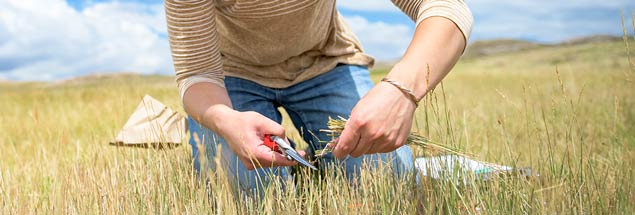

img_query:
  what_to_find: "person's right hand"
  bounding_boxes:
[213,109,298,170]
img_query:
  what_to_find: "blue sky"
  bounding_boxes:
[1,0,634,81]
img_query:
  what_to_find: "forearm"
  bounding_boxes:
[182,82,298,169]
[387,16,466,99]
[183,82,234,133]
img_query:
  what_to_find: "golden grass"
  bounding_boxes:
[315,117,470,158]
[1,38,634,213]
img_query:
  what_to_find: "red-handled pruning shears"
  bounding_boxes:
[263,134,318,170]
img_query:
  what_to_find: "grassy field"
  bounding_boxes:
[1,38,634,214]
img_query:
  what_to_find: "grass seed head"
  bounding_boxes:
[316,117,469,158]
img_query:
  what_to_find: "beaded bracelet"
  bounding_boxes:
[381,77,420,107]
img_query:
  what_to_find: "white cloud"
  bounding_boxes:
[0,0,172,81]
[342,15,413,61]
[337,0,399,12]
[339,0,635,43]
[467,0,635,42]
[3,0,632,81]
[470,0,632,12]
[0,0,411,81]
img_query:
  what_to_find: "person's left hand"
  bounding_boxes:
[331,75,417,158]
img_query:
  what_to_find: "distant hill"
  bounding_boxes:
[0,34,626,84]
[462,35,622,59]
[560,35,623,46]
[376,38,537,67]
[463,39,544,59]
[54,72,175,87]
[58,72,148,85]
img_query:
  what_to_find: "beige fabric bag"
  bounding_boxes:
[110,95,187,148]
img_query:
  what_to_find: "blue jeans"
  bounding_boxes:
[187,64,413,194]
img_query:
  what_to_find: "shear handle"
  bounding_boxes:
[264,134,293,161]
[263,134,280,152]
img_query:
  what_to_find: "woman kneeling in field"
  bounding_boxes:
[164,0,473,194]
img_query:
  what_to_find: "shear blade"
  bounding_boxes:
[285,149,318,170]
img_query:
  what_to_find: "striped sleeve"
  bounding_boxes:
[391,0,473,43]
[164,0,225,99]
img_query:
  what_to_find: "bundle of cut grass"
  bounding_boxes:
[316,116,469,158]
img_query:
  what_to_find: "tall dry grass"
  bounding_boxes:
[1,21,635,214]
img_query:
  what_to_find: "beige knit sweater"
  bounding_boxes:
[164,0,473,98]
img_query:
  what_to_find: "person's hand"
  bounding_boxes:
[331,75,417,159]
[213,109,299,170]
